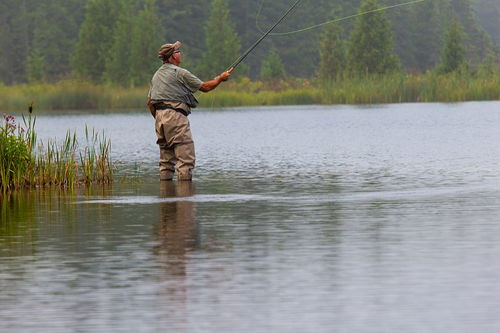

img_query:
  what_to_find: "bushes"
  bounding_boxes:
[0,115,33,191]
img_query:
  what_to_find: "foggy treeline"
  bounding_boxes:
[0,0,498,85]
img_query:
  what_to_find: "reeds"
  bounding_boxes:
[318,70,499,105]
[0,81,146,111]
[80,126,113,184]
[35,131,78,187]
[0,113,113,195]
[0,70,498,112]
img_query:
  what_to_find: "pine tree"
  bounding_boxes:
[437,18,466,74]
[26,49,45,83]
[473,0,500,47]
[410,0,443,72]
[317,23,345,82]
[0,1,11,83]
[71,0,121,82]
[157,0,209,66]
[449,0,496,66]
[389,4,417,71]
[260,48,286,81]
[33,0,84,81]
[0,0,31,84]
[129,0,164,87]
[200,0,243,79]
[0,0,85,84]
[347,0,400,75]
[238,0,334,78]
[105,0,137,86]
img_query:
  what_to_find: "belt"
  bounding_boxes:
[155,104,189,117]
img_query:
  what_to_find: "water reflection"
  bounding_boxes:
[152,182,197,331]
[0,190,38,257]
[154,181,198,276]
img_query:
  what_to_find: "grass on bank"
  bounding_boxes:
[209,70,499,106]
[0,70,498,112]
[0,113,112,195]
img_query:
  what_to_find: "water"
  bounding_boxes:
[2,102,500,332]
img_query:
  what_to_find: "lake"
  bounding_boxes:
[2,101,500,332]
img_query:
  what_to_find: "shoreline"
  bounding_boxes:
[1,72,498,112]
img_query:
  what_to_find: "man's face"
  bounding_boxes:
[172,50,182,64]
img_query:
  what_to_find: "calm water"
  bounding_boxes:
[2,102,500,332]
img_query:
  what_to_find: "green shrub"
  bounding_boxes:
[0,114,33,192]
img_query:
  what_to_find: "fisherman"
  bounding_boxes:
[147,41,233,181]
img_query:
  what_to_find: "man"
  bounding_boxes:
[147,41,233,181]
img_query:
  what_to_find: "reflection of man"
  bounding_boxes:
[154,181,197,276]
[153,182,197,331]
[147,41,233,181]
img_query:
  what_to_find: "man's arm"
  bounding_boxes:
[146,83,156,117]
[146,96,156,117]
[199,68,233,92]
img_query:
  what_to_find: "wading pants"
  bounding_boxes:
[155,109,195,181]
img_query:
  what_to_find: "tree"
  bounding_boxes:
[200,0,243,79]
[317,22,346,81]
[409,0,443,72]
[104,0,135,85]
[26,49,45,83]
[71,0,121,82]
[347,0,400,75]
[449,0,496,66]
[260,48,286,81]
[129,0,164,86]
[247,0,343,78]
[33,0,85,81]
[157,0,209,65]
[437,18,466,74]
[0,0,31,84]
[0,0,85,84]
[473,0,500,47]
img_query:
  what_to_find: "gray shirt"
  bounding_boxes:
[148,63,203,113]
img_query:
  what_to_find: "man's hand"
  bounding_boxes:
[219,67,234,81]
[200,67,235,92]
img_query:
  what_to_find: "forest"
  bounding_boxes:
[0,0,498,110]
[1,0,499,84]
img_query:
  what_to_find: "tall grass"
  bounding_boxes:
[80,126,113,184]
[0,80,146,111]
[198,71,498,107]
[0,71,498,112]
[0,113,113,195]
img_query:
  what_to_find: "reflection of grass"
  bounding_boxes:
[117,161,143,184]
[1,113,113,195]
[0,189,38,255]
[0,71,498,112]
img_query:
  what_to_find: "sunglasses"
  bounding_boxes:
[173,50,181,54]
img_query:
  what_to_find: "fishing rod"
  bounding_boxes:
[228,0,302,70]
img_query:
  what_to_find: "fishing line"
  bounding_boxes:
[256,0,427,36]
[228,0,303,70]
